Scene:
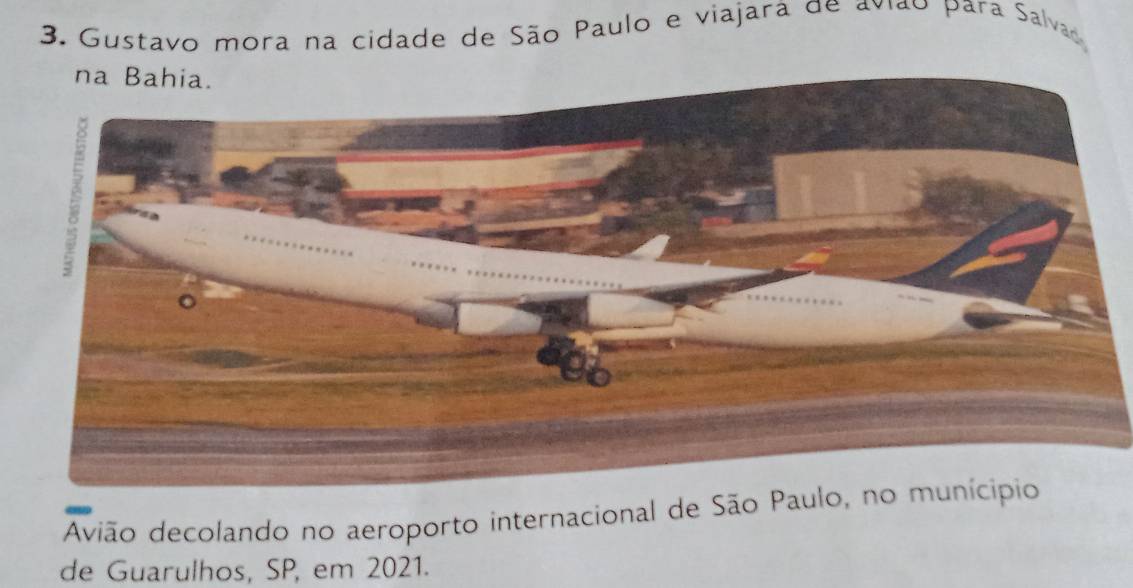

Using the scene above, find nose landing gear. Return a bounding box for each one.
[177,273,199,310]
[177,293,197,310]
[536,335,613,387]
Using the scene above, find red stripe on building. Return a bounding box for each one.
[336,139,644,163]
[341,189,444,199]
[342,178,603,200]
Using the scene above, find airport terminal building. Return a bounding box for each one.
[208,120,643,240]
[335,140,643,213]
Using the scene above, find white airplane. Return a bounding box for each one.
[101,202,1073,387]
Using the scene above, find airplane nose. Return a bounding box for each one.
[99,212,149,251]
[99,213,130,241]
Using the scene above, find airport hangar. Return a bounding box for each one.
[770,149,1089,227]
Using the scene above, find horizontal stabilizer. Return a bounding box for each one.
[962,310,1061,330]
[622,235,670,261]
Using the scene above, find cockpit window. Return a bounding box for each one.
[123,206,160,221]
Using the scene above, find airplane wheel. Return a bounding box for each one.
[586,368,612,388]
[177,293,197,310]
[560,350,587,372]
[560,365,585,382]
[536,346,562,366]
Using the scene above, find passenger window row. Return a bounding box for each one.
[408,260,624,289]
[469,268,621,289]
[244,234,354,257]
[745,293,843,306]
[410,261,457,273]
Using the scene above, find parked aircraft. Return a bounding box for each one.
[101,202,1073,387]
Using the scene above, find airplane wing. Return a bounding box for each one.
[428,246,832,315]
[637,246,831,306]
[621,235,670,261]
[639,245,833,305]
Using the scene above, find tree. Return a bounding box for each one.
[918,175,1034,223]
[314,172,349,194]
[599,141,736,202]
[219,166,253,189]
[596,80,1078,203]
[282,169,312,189]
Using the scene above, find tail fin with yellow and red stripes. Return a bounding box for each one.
[889,202,1072,304]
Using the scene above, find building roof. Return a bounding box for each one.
[336,140,643,163]
[477,210,603,235]
[337,139,643,200]
[209,191,271,207]
[355,209,471,232]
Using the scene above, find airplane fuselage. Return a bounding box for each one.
[102,204,1054,349]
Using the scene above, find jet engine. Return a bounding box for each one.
[585,293,675,329]
[456,303,544,336]
[415,302,457,329]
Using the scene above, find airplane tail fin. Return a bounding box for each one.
[889,202,1073,304]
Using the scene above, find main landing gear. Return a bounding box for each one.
[535,336,613,388]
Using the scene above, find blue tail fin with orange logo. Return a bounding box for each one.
[889,202,1073,304]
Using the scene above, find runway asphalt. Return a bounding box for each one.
[69,390,1132,485]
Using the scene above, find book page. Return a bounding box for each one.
[1079,1,1133,214]
[2,0,1132,586]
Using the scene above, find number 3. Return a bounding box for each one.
[41,25,58,45]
